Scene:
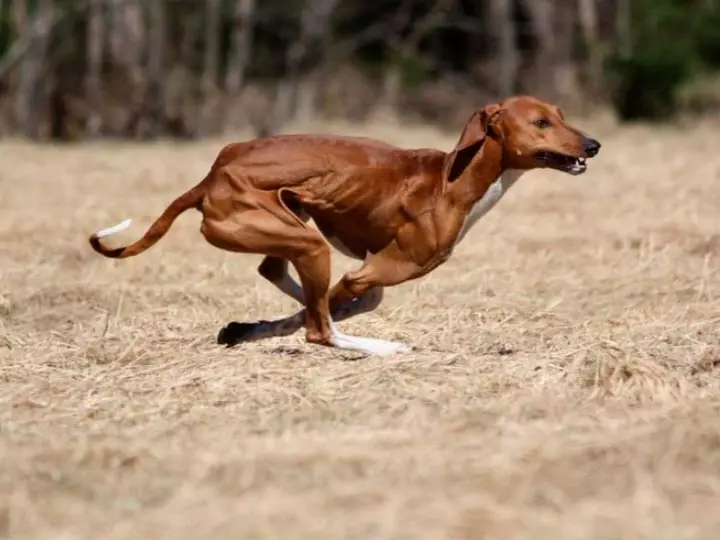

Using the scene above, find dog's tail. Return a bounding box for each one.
[89,181,206,259]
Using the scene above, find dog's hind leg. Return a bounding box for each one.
[257,256,305,305]
[217,284,384,345]
[207,179,404,355]
[218,285,402,356]
[255,205,311,306]
[218,258,400,355]
[221,253,401,355]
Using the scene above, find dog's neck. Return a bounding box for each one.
[444,137,507,212]
[442,138,527,248]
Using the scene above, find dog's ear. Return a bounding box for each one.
[443,103,501,183]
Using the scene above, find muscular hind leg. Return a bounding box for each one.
[205,182,407,355]
[255,204,311,305]
[200,181,332,346]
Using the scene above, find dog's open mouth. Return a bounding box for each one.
[534,151,588,176]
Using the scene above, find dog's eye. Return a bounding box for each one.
[534,118,551,128]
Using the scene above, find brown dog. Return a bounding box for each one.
[89,95,601,356]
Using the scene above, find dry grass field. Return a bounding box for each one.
[1,114,720,540]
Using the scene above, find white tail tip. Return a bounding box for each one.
[94,218,133,239]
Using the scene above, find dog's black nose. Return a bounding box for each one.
[583,137,601,157]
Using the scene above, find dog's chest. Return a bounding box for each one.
[454,169,524,246]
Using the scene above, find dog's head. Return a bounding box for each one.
[444,95,601,183]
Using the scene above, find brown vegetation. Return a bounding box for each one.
[1,115,720,538]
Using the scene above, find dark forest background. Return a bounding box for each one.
[0,0,719,141]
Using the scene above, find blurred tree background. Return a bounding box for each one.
[0,0,718,141]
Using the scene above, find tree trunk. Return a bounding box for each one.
[268,79,293,134]
[577,0,603,97]
[380,65,402,112]
[224,0,255,131]
[180,8,202,138]
[281,0,340,125]
[578,0,598,47]
[518,0,557,100]
[86,0,105,138]
[201,0,221,134]
[616,0,632,57]
[379,0,448,112]
[147,0,166,138]
[14,0,54,139]
[108,0,145,137]
[225,0,255,95]
[488,0,519,97]
[0,0,6,48]
[295,0,340,124]
[10,0,26,36]
[554,3,581,103]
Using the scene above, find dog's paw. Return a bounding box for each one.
[217,321,260,347]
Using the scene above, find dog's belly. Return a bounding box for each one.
[454,169,525,246]
[310,215,389,261]
[326,235,365,260]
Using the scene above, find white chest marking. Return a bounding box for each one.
[454,169,525,246]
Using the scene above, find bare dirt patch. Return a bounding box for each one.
[1,117,720,539]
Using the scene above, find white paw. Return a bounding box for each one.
[365,338,410,357]
[330,330,409,357]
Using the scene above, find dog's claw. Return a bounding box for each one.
[217,321,257,347]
